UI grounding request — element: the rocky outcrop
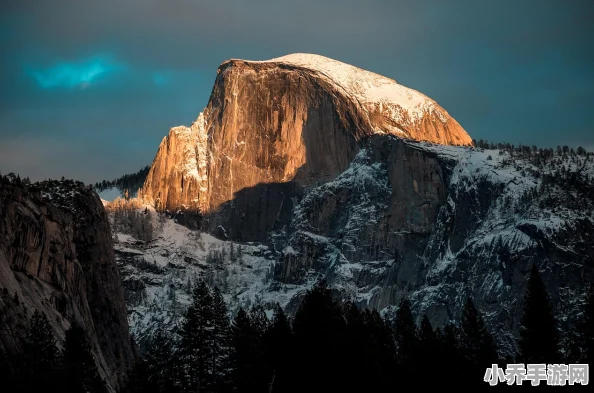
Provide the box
[139,54,472,240]
[0,179,134,392]
[278,135,446,288]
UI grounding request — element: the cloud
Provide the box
[24,53,125,90]
[1,0,593,182]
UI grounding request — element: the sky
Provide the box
[1,0,593,183]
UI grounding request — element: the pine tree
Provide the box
[210,287,231,391]
[418,314,449,388]
[177,280,214,392]
[517,264,561,364]
[63,322,107,393]
[230,308,265,392]
[263,303,293,393]
[393,296,419,373]
[17,310,62,393]
[459,297,499,372]
[145,328,179,393]
[343,301,366,392]
[436,323,464,378]
[417,315,439,365]
[291,279,349,392]
[361,308,396,391]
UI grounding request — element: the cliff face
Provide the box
[0,179,134,392]
[279,136,446,287]
[139,53,472,240]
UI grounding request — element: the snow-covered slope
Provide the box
[112,209,311,348]
[114,138,594,357]
[245,53,449,127]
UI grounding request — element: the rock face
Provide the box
[0,179,134,392]
[140,53,472,240]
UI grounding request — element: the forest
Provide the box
[1,265,592,392]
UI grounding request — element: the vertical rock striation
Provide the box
[0,179,134,392]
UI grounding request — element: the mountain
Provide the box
[0,176,135,392]
[139,53,472,231]
[113,54,593,357]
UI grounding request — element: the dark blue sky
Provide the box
[1,0,593,183]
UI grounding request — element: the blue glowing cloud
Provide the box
[152,71,172,87]
[26,54,125,89]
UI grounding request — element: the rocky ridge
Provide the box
[0,178,135,392]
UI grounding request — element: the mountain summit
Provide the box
[140,53,472,216]
[241,53,471,143]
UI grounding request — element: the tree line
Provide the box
[93,165,150,194]
[105,198,160,243]
[118,264,593,392]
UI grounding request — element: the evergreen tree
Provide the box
[418,315,454,388]
[211,287,231,391]
[417,314,439,366]
[436,323,464,378]
[517,265,561,364]
[343,301,367,392]
[177,280,214,392]
[393,296,419,373]
[263,303,293,393]
[291,279,349,392]
[63,321,107,393]
[230,308,266,393]
[459,297,499,374]
[17,310,62,393]
[145,328,179,393]
[361,308,395,391]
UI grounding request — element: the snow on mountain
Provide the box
[243,53,449,128]
[113,208,311,346]
[113,139,594,357]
